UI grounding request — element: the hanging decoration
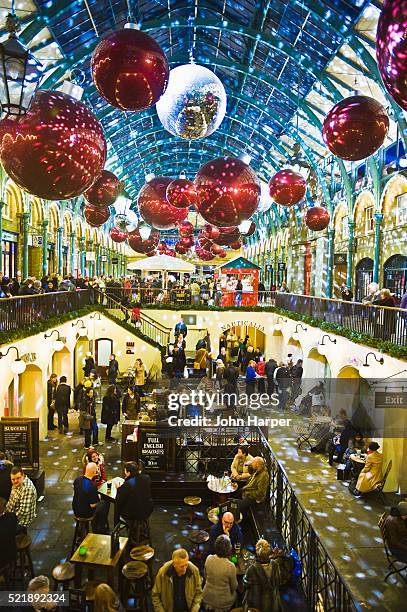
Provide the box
[91,29,169,111]
[0,90,106,200]
[109,226,128,243]
[268,169,306,206]
[128,227,160,254]
[138,176,188,229]
[84,205,110,227]
[156,64,227,139]
[179,234,195,249]
[322,95,389,161]
[195,244,215,261]
[239,220,256,236]
[85,170,122,209]
[157,240,167,253]
[178,220,195,236]
[376,0,407,111]
[210,243,224,256]
[230,239,242,250]
[166,178,197,208]
[304,206,330,231]
[201,224,221,241]
[115,210,138,233]
[212,226,240,246]
[175,242,188,255]
[257,179,273,213]
[195,156,260,227]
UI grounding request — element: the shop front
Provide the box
[215,256,260,306]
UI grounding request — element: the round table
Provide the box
[349,453,366,464]
[349,453,366,479]
[207,477,238,505]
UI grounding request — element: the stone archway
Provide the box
[18,364,46,438]
[74,337,90,386]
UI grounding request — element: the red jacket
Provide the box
[255,361,266,376]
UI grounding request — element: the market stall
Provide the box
[215,256,260,307]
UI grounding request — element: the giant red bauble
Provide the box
[194,156,260,227]
[212,226,240,246]
[166,178,197,209]
[230,239,242,250]
[202,224,221,241]
[165,249,176,257]
[376,0,407,111]
[305,206,330,231]
[91,29,169,111]
[197,236,213,252]
[109,226,127,243]
[179,235,195,249]
[196,245,215,261]
[128,228,160,253]
[269,169,306,206]
[157,240,167,252]
[178,220,194,236]
[138,176,188,229]
[175,242,188,255]
[211,243,224,256]
[0,90,106,200]
[85,170,121,209]
[218,248,227,258]
[84,205,110,227]
[322,96,389,161]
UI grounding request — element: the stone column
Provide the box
[42,220,48,277]
[22,212,30,279]
[95,243,100,276]
[57,226,63,275]
[373,213,383,285]
[346,220,355,290]
[70,231,76,275]
[326,228,335,298]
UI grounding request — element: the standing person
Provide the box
[0,452,12,501]
[243,539,282,611]
[55,376,71,434]
[122,387,140,420]
[245,360,257,399]
[255,356,266,393]
[215,359,226,390]
[202,535,238,612]
[106,354,119,385]
[134,358,146,395]
[258,280,266,303]
[10,271,22,296]
[172,346,186,382]
[291,359,303,400]
[341,283,353,301]
[101,385,120,442]
[79,387,99,449]
[47,373,58,431]
[224,362,239,411]
[152,548,202,612]
[174,316,188,339]
[265,357,277,398]
[193,345,209,378]
[6,467,37,533]
[83,352,96,377]
[235,278,243,307]
[274,362,291,410]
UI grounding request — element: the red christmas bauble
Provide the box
[175,242,188,255]
[376,0,407,111]
[84,205,110,227]
[179,235,195,249]
[157,241,167,252]
[128,228,160,253]
[211,243,224,256]
[166,249,176,257]
[196,245,215,261]
[202,224,221,241]
[197,236,213,251]
[0,90,106,200]
[178,220,194,236]
[218,248,227,258]
[85,170,121,209]
[91,29,169,111]
[212,227,240,246]
[230,239,242,250]
[269,169,306,206]
[138,176,188,230]
[322,95,389,161]
[304,206,330,231]
[194,156,260,227]
[166,178,197,209]
[109,226,127,243]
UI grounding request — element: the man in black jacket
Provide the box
[47,373,58,431]
[55,376,71,434]
[107,354,119,385]
[116,461,153,525]
[265,358,277,397]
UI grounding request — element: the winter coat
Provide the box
[202,555,237,610]
[79,395,95,430]
[356,451,383,493]
[152,560,202,612]
[83,357,96,376]
[243,560,282,611]
[101,395,120,426]
[55,383,71,412]
[107,359,119,378]
[134,363,146,386]
[122,393,140,420]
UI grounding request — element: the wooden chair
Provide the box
[363,460,392,503]
[378,513,407,584]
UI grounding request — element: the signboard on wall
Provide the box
[138,427,172,471]
[86,251,96,261]
[0,417,39,467]
[112,257,119,265]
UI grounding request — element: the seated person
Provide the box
[0,496,17,568]
[239,457,269,513]
[24,575,58,612]
[243,538,282,612]
[82,448,106,487]
[382,501,407,562]
[231,445,254,481]
[353,442,383,496]
[328,416,356,466]
[209,511,243,554]
[343,433,366,475]
[72,463,109,533]
[116,461,153,524]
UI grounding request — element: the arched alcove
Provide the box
[74,337,90,386]
[18,365,46,438]
[267,330,284,363]
[52,347,72,384]
[286,338,303,363]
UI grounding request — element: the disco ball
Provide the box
[269,169,306,206]
[138,176,188,229]
[156,63,227,140]
[377,0,407,111]
[305,206,330,231]
[166,178,197,208]
[322,95,389,161]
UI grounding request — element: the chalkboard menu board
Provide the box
[0,417,39,468]
[137,426,175,472]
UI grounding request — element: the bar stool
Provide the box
[182,496,203,525]
[121,561,149,611]
[130,545,154,589]
[117,518,152,546]
[188,530,209,563]
[52,562,75,591]
[15,534,34,587]
[70,516,93,556]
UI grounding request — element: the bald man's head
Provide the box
[252,456,265,471]
[85,462,98,479]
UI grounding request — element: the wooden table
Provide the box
[349,453,366,464]
[70,533,128,589]
[235,549,256,576]
[98,477,124,524]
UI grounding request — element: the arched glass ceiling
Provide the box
[0,0,401,207]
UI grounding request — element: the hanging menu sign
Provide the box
[0,418,39,467]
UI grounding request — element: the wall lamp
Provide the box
[72,319,88,337]
[292,323,307,341]
[44,329,64,351]
[362,352,384,367]
[0,346,26,374]
[274,316,287,332]
[89,313,101,321]
[317,334,337,356]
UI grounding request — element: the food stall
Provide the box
[215,256,260,306]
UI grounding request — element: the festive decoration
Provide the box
[175,242,188,255]
[166,178,197,208]
[179,234,195,249]
[195,156,260,226]
[218,248,227,258]
[156,63,227,139]
[201,224,221,241]
[304,206,330,231]
[85,170,121,209]
[322,95,389,161]
[239,220,256,236]
[138,176,188,229]
[165,249,176,257]
[230,239,242,250]
[195,245,215,261]
[128,227,160,254]
[115,210,138,233]
[157,240,167,252]
[269,169,306,206]
[212,226,240,246]
[84,205,110,227]
[257,179,272,213]
[197,236,213,252]
[178,220,194,236]
[376,0,407,111]
[91,29,169,111]
[109,226,127,243]
[211,243,224,256]
[0,90,106,200]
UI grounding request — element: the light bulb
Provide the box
[53,340,64,352]
[11,359,26,375]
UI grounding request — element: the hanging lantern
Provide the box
[156,63,227,139]
[195,156,260,227]
[376,0,407,111]
[85,170,122,209]
[0,90,106,200]
[0,13,43,117]
[109,226,127,243]
[91,29,169,112]
[178,220,194,236]
[166,178,197,208]
[138,176,188,229]
[84,205,110,227]
[304,206,330,231]
[269,169,306,206]
[322,95,389,161]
